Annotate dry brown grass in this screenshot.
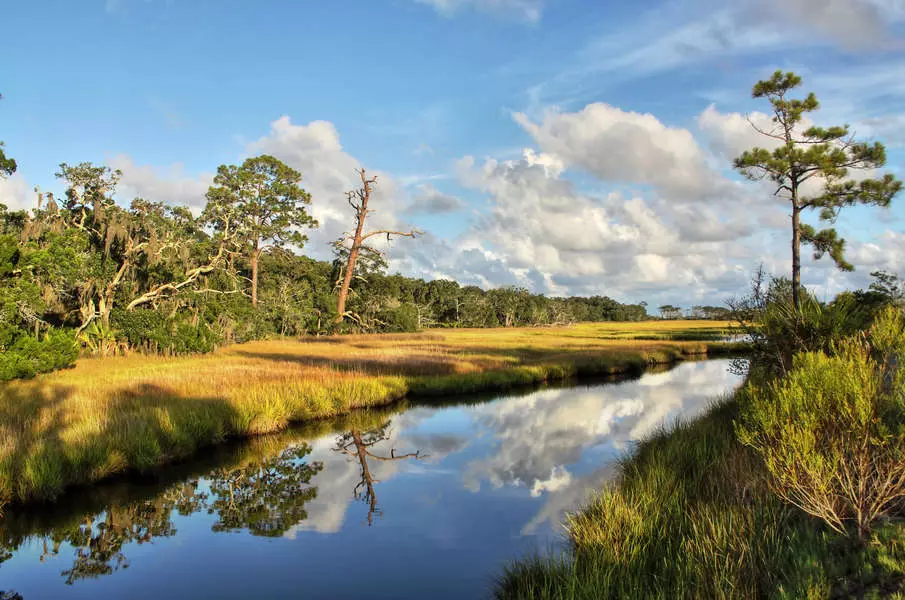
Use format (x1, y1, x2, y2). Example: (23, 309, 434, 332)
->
(0, 321, 736, 505)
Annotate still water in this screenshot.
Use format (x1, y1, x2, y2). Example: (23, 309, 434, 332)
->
(0, 360, 743, 599)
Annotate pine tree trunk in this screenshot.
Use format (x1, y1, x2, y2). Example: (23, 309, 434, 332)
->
(251, 244, 260, 308)
(791, 204, 801, 311)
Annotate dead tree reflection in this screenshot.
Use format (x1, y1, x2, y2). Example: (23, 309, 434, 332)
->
(334, 422, 425, 526)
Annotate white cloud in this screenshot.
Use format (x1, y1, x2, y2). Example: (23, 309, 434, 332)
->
(438, 148, 765, 302)
(76, 112, 902, 306)
(413, 0, 543, 22)
(108, 154, 213, 214)
(0, 173, 32, 212)
(246, 116, 420, 263)
(514, 104, 720, 198)
(697, 104, 776, 160)
(849, 230, 905, 276)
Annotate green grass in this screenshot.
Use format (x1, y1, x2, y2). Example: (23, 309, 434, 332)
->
(0, 321, 742, 507)
(495, 395, 905, 600)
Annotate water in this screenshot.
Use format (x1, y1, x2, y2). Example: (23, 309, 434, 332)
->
(0, 360, 744, 599)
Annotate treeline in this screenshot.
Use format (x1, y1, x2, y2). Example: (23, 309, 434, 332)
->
(0, 158, 647, 380)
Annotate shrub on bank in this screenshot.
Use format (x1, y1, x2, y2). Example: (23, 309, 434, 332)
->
(737, 307, 905, 540)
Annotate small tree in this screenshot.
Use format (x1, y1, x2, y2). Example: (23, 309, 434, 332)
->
(869, 270, 905, 307)
(658, 304, 681, 320)
(202, 155, 316, 307)
(734, 71, 901, 310)
(333, 169, 420, 323)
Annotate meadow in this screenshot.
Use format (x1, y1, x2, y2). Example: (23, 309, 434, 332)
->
(0, 320, 738, 506)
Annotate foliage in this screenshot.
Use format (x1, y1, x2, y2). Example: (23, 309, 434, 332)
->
(207, 444, 323, 537)
(737, 307, 905, 540)
(868, 270, 905, 308)
(0, 232, 79, 380)
(0, 156, 655, 380)
(734, 70, 901, 308)
(729, 267, 872, 377)
(0, 329, 78, 381)
(202, 154, 316, 306)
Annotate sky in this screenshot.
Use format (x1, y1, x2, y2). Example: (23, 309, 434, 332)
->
(1, 0, 904, 307)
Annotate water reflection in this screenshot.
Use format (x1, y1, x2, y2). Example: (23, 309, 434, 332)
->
(206, 445, 322, 537)
(0, 360, 744, 599)
(334, 424, 425, 526)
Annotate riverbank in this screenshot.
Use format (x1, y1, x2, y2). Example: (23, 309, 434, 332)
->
(0, 321, 739, 507)
(495, 393, 905, 599)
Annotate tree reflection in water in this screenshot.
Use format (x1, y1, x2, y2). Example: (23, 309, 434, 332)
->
(0, 443, 321, 584)
(0, 417, 425, 586)
(207, 445, 323, 537)
(334, 422, 426, 526)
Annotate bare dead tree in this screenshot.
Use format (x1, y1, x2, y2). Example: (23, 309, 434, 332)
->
(334, 169, 421, 323)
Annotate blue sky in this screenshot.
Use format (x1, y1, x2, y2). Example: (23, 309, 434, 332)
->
(2, 0, 904, 306)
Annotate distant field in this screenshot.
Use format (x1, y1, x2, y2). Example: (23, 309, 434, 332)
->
(0, 320, 738, 505)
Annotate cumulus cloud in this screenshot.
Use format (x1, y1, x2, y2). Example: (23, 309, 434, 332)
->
(697, 104, 820, 160)
(404, 184, 467, 215)
(438, 150, 764, 302)
(108, 154, 214, 214)
(849, 230, 905, 276)
(246, 116, 419, 262)
(413, 0, 543, 22)
(0, 173, 32, 212)
(514, 104, 720, 198)
(78, 112, 902, 305)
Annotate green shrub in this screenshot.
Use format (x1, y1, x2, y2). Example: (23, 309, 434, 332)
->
(111, 309, 221, 355)
(0, 329, 78, 381)
(380, 303, 419, 332)
(730, 273, 873, 378)
(737, 307, 905, 540)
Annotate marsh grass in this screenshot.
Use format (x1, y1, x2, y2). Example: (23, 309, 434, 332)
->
(495, 397, 905, 599)
(0, 321, 737, 506)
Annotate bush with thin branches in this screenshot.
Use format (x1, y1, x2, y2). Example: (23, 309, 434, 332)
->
(737, 307, 905, 540)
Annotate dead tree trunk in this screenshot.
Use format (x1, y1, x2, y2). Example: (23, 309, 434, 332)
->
(334, 169, 421, 323)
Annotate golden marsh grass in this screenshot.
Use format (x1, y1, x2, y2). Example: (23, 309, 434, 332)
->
(0, 320, 736, 505)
